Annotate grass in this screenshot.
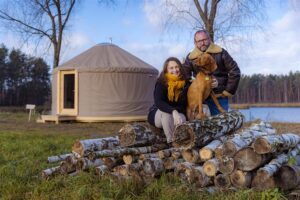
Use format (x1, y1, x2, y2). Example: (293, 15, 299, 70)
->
(0, 111, 297, 199)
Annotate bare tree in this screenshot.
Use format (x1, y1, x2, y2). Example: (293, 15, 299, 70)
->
(0, 0, 77, 68)
(160, 0, 266, 43)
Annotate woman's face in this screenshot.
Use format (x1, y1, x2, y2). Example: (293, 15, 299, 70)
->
(167, 60, 181, 76)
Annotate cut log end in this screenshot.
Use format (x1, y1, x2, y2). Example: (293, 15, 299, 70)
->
(219, 157, 235, 174)
(223, 141, 237, 158)
(230, 170, 252, 188)
(203, 159, 218, 177)
(72, 140, 83, 156)
(118, 124, 136, 147)
(199, 148, 213, 161)
(173, 124, 195, 149)
(253, 137, 271, 154)
(214, 174, 231, 189)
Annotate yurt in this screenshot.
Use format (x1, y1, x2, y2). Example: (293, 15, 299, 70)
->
(43, 43, 158, 123)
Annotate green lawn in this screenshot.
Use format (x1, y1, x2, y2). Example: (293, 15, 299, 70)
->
(0, 112, 293, 199)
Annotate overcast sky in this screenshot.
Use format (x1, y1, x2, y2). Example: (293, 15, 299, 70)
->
(0, 0, 299, 75)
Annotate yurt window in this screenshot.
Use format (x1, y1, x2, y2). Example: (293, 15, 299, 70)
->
(63, 74, 75, 108)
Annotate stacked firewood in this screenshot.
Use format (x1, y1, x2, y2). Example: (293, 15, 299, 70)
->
(42, 110, 300, 191)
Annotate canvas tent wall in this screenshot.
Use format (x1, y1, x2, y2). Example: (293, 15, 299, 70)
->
(51, 43, 158, 122)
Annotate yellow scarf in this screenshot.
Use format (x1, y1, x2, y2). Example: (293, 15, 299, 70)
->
(165, 73, 185, 102)
(188, 43, 222, 60)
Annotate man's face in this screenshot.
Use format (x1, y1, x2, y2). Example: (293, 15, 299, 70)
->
(194, 32, 210, 52)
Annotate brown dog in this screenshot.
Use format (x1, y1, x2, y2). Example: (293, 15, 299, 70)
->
(187, 53, 225, 120)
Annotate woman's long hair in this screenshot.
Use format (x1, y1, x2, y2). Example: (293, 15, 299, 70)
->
(157, 57, 187, 85)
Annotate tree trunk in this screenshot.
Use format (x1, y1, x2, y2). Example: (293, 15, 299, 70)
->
(72, 137, 119, 157)
(252, 144, 300, 188)
(41, 166, 61, 179)
(90, 144, 168, 159)
(214, 174, 231, 189)
(253, 133, 300, 154)
(199, 137, 225, 161)
(203, 158, 219, 177)
(173, 110, 243, 149)
(118, 124, 166, 147)
(234, 147, 272, 171)
(219, 157, 235, 175)
(76, 158, 104, 171)
(143, 158, 165, 177)
(222, 122, 276, 157)
(230, 170, 252, 188)
(190, 166, 212, 187)
(182, 148, 201, 163)
(47, 153, 73, 163)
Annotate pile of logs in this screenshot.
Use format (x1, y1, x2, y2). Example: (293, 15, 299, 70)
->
(42, 110, 300, 191)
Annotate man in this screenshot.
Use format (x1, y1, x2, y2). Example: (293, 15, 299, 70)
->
(183, 29, 241, 115)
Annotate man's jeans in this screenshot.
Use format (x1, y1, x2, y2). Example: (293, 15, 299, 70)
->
(204, 97, 229, 116)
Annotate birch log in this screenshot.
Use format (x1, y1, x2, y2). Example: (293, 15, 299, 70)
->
(199, 137, 226, 161)
(114, 164, 140, 176)
(214, 174, 231, 189)
(123, 154, 138, 165)
(190, 166, 212, 187)
(102, 157, 120, 169)
(143, 158, 165, 177)
(253, 133, 300, 154)
(76, 158, 104, 171)
(222, 123, 275, 158)
(276, 155, 300, 190)
(139, 153, 159, 160)
(219, 157, 235, 175)
(174, 162, 196, 182)
(60, 161, 76, 174)
(234, 147, 272, 171)
(215, 145, 224, 161)
(118, 124, 166, 147)
(230, 170, 252, 188)
(252, 144, 300, 189)
(95, 165, 110, 176)
(163, 158, 184, 170)
(157, 148, 181, 159)
(41, 166, 61, 179)
(182, 148, 201, 163)
(173, 110, 243, 149)
(47, 153, 73, 163)
(203, 158, 219, 177)
(72, 137, 119, 157)
(90, 144, 168, 159)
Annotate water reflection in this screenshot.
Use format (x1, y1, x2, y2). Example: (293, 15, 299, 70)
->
(237, 107, 300, 123)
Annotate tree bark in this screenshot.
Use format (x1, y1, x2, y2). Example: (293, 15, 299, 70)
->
(215, 144, 224, 160)
(203, 158, 219, 177)
(163, 158, 184, 170)
(118, 124, 166, 147)
(182, 148, 201, 163)
(222, 122, 276, 157)
(47, 153, 73, 163)
(72, 137, 119, 157)
(174, 162, 196, 182)
(102, 157, 120, 169)
(234, 147, 272, 171)
(219, 157, 235, 175)
(214, 174, 231, 189)
(253, 133, 300, 154)
(173, 110, 243, 149)
(90, 144, 168, 159)
(230, 170, 252, 188)
(143, 158, 165, 177)
(60, 160, 76, 174)
(139, 153, 160, 161)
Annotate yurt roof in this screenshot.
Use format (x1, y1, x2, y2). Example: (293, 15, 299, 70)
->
(55, 43, 158, 74)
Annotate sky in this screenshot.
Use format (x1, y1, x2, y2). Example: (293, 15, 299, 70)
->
(0, 0, 299, 75)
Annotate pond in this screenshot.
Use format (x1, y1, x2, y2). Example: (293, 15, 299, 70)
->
(236, 107, 300, 123)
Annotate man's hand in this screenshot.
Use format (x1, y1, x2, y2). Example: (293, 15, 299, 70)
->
(172, 110, 182, 126)
(211, 77, 218, 88)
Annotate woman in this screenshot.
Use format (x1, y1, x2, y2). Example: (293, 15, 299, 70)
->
(148, 57, 190, 144)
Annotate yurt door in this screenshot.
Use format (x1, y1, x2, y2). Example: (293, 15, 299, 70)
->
(58, 70, 78, 115)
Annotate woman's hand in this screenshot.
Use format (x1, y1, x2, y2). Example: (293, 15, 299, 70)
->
(211, 77, 218, 88)
(172, 110, 182, 126)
